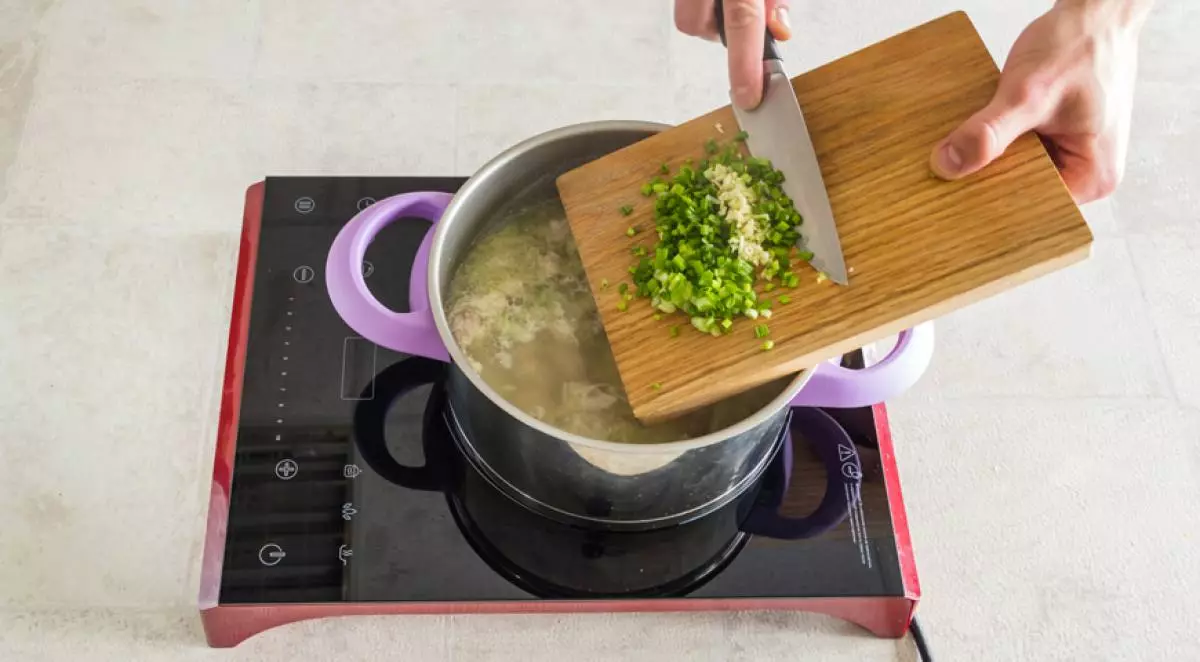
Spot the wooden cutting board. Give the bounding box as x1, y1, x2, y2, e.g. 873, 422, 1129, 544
555, 12, 1092, 424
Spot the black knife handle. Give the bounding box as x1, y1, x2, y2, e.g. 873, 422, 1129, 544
713, 0, 781, 61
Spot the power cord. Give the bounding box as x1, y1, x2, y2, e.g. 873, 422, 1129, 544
910, 617, 933, 661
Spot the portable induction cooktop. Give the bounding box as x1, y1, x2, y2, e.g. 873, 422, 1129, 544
198, 177, 922, 648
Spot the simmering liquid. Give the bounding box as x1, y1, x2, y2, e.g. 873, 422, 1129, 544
445, 197, 784, 444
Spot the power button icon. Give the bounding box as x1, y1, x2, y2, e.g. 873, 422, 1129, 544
258, 543, 286, 566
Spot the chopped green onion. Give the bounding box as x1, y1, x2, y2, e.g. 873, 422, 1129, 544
754, 324, 770, 338
618, 282, 629, 295
669, 325, 680, 338
600, 278, 609, 289
651, 382, 663, 390
778, 295, 791, 304
625, 136, 803, 336
617, 300, 628, 312
653, 313, 663, 321
761, 340, 775, 351
660, 163, 670, 175
734, 130, 749, 142
619, 204, 633, 216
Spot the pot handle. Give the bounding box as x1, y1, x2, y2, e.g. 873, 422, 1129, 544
353, 357, 448, 492
326, 192, 454, 362
789, 322, 935, 408
740, 407, 861, 539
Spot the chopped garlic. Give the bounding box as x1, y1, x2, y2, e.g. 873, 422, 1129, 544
714, 122, 725, 134
703, 163, 772, 267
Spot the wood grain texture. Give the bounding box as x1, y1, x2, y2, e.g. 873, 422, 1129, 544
555, 12, 1092, 424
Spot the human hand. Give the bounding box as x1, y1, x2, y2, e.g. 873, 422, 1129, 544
674, 0, 793, 109
931, 0, 1153, 203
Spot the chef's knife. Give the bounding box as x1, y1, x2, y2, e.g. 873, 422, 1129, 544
713, 0, 849, 285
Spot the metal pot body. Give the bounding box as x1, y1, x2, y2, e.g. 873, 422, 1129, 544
432, 122, 799, 529
325, 121, 936, 531
445, 363, 791, 529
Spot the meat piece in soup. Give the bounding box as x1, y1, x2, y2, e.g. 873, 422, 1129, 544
445, 197, 780, 444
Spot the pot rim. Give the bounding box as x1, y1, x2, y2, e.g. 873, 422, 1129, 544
428, 120, 813, 455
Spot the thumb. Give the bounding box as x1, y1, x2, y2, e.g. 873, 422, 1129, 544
930, 88, 1043, 180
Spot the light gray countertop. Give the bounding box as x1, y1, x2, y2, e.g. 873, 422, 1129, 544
2, 1, 1198, 660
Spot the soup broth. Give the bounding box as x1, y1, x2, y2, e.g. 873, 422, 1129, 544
445, 197, 783, 444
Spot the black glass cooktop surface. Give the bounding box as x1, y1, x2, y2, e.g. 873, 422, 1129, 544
218, 177, 905, 604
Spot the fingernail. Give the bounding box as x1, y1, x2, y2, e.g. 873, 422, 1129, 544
732, 85, 758, 109
935, 142, 963, 176
773, 7, 792, 38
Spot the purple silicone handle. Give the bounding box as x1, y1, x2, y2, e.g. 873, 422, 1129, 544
740, 407, 860, 539
789, 322, 935, 408
326, 192, 454, 362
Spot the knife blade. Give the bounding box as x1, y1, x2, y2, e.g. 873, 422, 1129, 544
712, 2, 849, 285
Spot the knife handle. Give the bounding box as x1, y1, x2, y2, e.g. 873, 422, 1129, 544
713, 0, 782, 61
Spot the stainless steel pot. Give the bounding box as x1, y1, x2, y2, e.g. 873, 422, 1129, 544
326, 121, 934, 530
